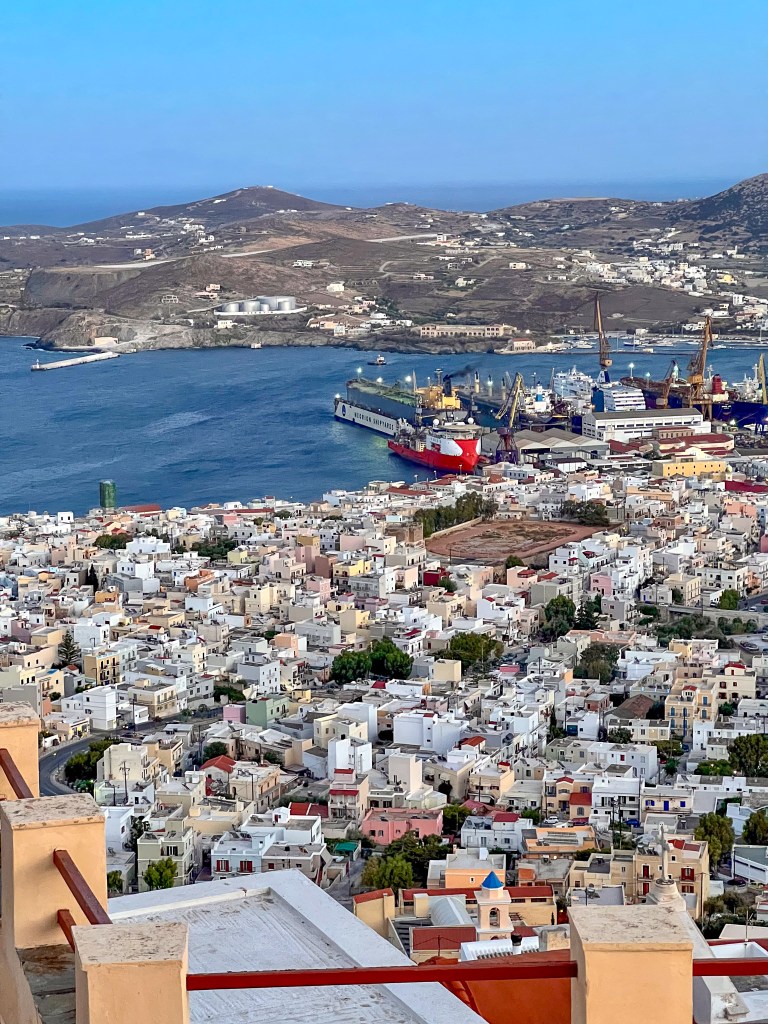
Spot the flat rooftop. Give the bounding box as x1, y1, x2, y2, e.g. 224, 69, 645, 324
110, 872, 482, 1024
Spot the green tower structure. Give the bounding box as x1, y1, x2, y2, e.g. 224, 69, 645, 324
99, 480, 117, 510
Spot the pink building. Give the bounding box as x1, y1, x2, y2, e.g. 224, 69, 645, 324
589, 572, 614, 597
362, 807, 443, 846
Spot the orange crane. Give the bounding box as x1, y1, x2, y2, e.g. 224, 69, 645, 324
594, 294, 612, 375
687, 316, 712, 417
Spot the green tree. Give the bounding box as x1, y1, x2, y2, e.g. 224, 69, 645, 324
442, 803, 470, 835
574, 596, 601, 631
361, 853, 414, 893
573, 643, 621, 685
203, 741, 229, 762
107, 870, 124, 895
95, 532, 131, 549
414, 493, 498, 539
439, 576, 458, 593
446, 632, 503, 671
729, 734, 768, 777
608, 728, 632, 744
142, 858, 178, 890
671, 588, 684, 606
129, 817, 149, 854
213, 684, 245, 703
664, 758, 679, 777
694, 812, 735, 865
86, 564, 100, 591
505, 555, 524, 569
263, 750, 282, 765
521, 807, 541, 824
541, 596, 577, 640
369, 638, 413, 680
330, 649, 372, 685
383, 832, 451, 886
560, 500, 609, 526
64, 738, 116, 784
719, 703, 735, 717
58, 630, 81, 667
719, 589, 740, 611
696, 760, 734, 777
743, 809, 768, 845
191, 538, 238, 560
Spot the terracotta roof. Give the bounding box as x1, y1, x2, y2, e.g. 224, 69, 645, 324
352, 888, 394, 904
201, 755, 235, 773
410, 926, 477, 951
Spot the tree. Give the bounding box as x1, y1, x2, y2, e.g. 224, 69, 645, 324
573, 643, 621, 685
86, 564, 100, 591
203, 742, 229, 762
142, 858, 178, 891
58, 631, 81, 668
414, 493, 498, 539
719, 703, 735, 718
361, 854, 414, 893
129, 816, 149, 854
729, 734, 768, 777
743, 809, 768, 845
664, 758, 679, 777
446, 632, 503, 671
560, 499, 609, 527
382, 832, 451, 886
521, 807, 541, 824
719, 589, 740, 611
694, 812, 735, 865
696, 760, 734, 777
541, 596, 577, 641
370, 638, 413, 680
671, 588, 684, 606
608, 728, 632, 744
439, 576, 458, 593
505, 555, 524, 569
574, 596, 601, 631
330, 649, 372, 685
442, 803, 470, 835
262, 750, 281, 765
64, 738, 116, 784
95, 532, 131, 549
107, 870, 124, 895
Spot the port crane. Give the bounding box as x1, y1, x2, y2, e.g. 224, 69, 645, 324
759, 354, 768, 405
687, 316, 713, 418
594, 294, 612, 377
494, 372, 525, 463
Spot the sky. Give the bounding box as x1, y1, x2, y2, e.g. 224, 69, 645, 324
3, 0, 767, 196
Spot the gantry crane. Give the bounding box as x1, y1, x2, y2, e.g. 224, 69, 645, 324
594, 293, 612, 377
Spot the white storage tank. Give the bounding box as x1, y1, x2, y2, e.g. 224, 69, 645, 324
221, 301, 240, 313
277, 300, 292, 312
260, 303, 271, 313
241, 299, 260, 313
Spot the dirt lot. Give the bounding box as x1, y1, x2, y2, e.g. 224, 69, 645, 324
426, 519, 601, 565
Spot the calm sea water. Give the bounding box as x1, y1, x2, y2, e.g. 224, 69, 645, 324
1, 338, 766, 515
0, 180, 731, 226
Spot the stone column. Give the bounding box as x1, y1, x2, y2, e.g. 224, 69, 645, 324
74, 922, 189, 1024
0, 702, 40, 800
0, 795, 106, 950
570, 905, 694, 1024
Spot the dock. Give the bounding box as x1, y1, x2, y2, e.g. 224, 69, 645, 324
31, 352, 120, 372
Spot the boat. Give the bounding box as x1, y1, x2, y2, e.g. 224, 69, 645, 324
250, 342, 262, 349
387, 422, 481, 474
552, 366, 594, 403
368, 354, 387, 366
334, 371, 464, 436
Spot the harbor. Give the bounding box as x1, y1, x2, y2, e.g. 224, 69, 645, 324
31, 351, 120, 371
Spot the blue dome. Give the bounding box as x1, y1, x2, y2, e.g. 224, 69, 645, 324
481, 871, 504, 890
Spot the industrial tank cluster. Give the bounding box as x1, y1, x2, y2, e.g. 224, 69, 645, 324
218, 295, 297, 315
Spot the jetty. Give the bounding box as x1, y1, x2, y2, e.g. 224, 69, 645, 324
31, 352, 120, 372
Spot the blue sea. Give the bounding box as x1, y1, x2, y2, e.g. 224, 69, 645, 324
0, 337, 766, 515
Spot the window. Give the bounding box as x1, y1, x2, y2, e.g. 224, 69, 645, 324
215, 860, 229, 873
240, 861, 253, 873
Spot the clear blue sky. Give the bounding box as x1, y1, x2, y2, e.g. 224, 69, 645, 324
4, 0, 767, 192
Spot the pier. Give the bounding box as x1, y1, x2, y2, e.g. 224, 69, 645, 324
31, 352, 120, 372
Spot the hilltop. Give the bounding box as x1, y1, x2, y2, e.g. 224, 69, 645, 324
0, 174, 765, 354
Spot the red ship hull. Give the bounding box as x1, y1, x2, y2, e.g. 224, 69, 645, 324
387, 436, 480, 473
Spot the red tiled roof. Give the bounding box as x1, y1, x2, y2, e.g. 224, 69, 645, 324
289, 802, 329, 819
201, 755, 235, 773
352, 888, 394, 904
402, 885, 554, 902
569, 792, 592, 805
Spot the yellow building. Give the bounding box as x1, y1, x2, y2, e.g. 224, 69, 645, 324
83, 651, 120, 687
651, 457, 727, 479
664, 675, 717, 740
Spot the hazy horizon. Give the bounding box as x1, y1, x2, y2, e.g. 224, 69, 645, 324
0, 175, 749, 228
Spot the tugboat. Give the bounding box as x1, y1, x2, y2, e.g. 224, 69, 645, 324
387, 420, 481, 474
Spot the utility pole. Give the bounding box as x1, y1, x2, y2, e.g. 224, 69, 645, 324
120, 761, 130, 804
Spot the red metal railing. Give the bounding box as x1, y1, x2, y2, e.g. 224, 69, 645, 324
186, 959, 578, 990
53, 848, 111, 933
0, 747, 34, 799
185, 957, 768, 990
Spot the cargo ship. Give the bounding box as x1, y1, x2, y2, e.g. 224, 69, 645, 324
334, 371, 464, 436
387, 423, 481, 474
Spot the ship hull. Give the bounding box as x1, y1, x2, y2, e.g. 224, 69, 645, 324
334, 399, 400, 436
387, 439, 480, 473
